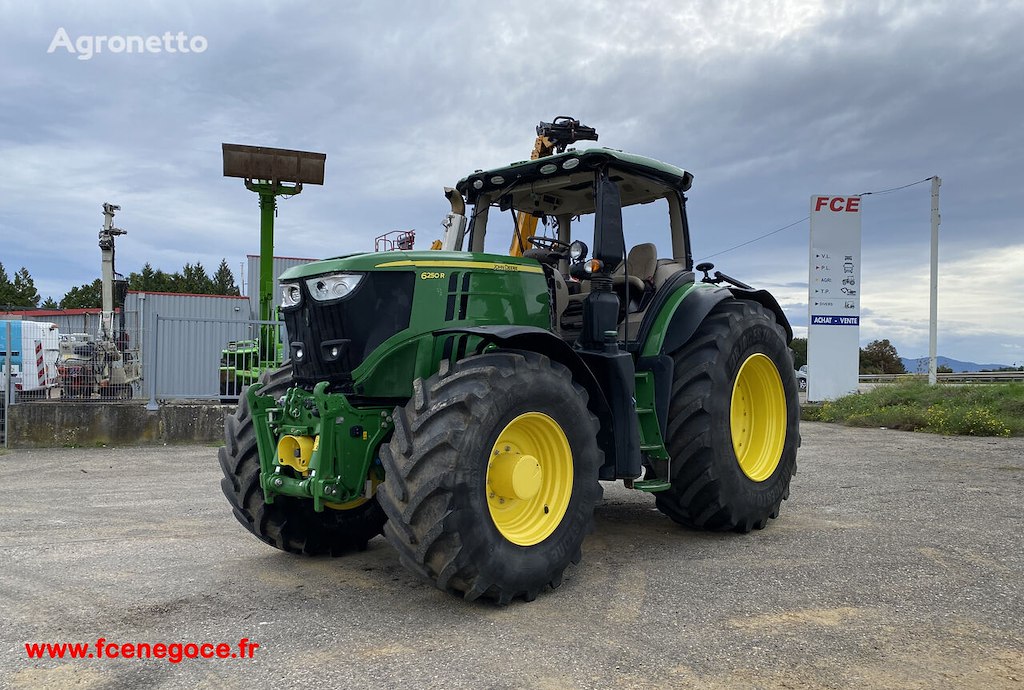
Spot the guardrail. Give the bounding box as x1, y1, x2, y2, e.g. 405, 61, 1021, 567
858, 371, 1024, 384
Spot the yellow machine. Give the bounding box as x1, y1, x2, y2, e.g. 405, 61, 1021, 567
508, 117, 598, 256
425, 117, 598, 254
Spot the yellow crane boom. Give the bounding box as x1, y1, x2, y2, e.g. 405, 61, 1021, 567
508, 117, 598, 256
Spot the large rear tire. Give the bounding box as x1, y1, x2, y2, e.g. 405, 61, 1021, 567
218, 365, 386, 555
654, 299, 799, 532
378, 351, 603, 604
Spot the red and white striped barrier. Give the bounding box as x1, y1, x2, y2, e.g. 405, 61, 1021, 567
35, 341, 46, 386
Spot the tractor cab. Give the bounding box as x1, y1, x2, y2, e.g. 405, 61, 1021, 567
452, 148, 696, 347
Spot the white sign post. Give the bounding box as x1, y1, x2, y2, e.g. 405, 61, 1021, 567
807, 195, 862, 401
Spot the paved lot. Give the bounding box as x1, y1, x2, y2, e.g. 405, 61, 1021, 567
2, 423, 1023, 689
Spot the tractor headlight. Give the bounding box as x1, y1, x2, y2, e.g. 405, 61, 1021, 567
569, 240, 588, 262
280, 283, 302, 308
305, 273, 365, 302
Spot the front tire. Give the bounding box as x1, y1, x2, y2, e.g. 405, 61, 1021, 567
378, 351, 603, 603
654, 299, 799, 532
218, 365, 386, 555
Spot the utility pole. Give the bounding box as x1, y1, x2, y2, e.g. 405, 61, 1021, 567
221, 143, 325, 375
221, 144, 325, 323
99, 203, 127, 342
928, 176, 941, 385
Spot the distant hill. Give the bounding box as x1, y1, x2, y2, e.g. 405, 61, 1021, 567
900, 356, 1013, 373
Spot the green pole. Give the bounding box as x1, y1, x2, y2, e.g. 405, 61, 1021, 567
258, 190, 276, 324
244, 180, 302, 366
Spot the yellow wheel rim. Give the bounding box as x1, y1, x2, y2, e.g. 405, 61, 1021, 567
486, 412, 573, 546
731, 353, 787, 482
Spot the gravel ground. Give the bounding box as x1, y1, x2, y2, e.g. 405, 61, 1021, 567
2, 423, 1022, 689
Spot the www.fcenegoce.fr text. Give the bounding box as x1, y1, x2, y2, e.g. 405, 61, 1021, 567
25, 638, 260, 664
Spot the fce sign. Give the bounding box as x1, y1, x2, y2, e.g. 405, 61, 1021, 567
814, 196, 861, 213
807, 194, 862, 401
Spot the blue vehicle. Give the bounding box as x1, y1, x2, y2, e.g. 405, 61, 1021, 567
0, 320, 61, 395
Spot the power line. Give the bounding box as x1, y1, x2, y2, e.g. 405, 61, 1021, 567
857, 176, 935, 196
697, 176, 935, 261
697, 216, 809, 261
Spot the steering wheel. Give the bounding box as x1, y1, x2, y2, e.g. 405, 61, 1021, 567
526, 236, 571, 252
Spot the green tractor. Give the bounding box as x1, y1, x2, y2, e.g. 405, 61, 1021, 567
219, 142, 799, 603
219, 337, 282, 399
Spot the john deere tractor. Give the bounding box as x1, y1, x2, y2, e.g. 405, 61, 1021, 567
219, 134, 799, 604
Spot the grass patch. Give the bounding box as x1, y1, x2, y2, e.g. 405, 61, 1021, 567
802, 381, 1024, 437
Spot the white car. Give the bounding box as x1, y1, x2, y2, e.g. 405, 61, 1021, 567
795, 365, 808, 391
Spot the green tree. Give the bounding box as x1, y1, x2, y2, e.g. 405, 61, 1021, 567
0, 262, 16, 307
0, 263, 41, 309
60, 279, 103, 309
128, 263, 156, 291
936, 364, 953, 374
859, 339, 907, 375
790, 337, 807, 369
176, 262, 214, 294
41, 296, 59, 309
212, 259, 240, 295
65, 259, 242, 306
152, 269, 175, 292
12, 267, 40, 308
128, 262, 176, 293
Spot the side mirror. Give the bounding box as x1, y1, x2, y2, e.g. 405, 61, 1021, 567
592, 170, 625, 270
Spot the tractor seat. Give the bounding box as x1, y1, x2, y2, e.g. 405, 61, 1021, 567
612, 243, 658, 297
560, 243, 660, 332
611, 243, 658, 313
566, 243, 659, 305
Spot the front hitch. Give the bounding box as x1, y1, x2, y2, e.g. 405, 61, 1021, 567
247, 382, 393, 511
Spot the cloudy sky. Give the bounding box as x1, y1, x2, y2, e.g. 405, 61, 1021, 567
1, 0, 1022, 365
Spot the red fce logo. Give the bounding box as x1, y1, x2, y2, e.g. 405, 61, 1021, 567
814, 196, 861, 213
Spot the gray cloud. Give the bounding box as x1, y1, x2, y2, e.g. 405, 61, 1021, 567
1, 0, 1022, 363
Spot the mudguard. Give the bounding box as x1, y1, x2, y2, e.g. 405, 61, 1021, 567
434, 324, 617, 475
640, 279, 793, 359
434, 324, 612, 422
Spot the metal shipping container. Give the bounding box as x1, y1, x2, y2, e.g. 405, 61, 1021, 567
127, 291, 252, 399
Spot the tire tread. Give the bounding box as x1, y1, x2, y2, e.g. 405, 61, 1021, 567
378, 351, 603, 603
218, 365, 386, 555
655, 299, 798, 533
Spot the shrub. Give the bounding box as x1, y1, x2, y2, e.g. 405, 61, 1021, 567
924, 404, 1011, 437
802, 382, 1022, 437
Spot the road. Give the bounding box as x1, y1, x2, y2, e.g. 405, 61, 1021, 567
2, 423, 1022, 689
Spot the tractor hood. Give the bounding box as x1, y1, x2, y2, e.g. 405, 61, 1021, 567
276, 250, 548, 392
278, 251, 544, 281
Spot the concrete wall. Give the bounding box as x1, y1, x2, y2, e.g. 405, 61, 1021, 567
7, 401, 230, 448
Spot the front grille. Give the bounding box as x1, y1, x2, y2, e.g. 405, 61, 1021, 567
284, 271, 415, 389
